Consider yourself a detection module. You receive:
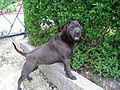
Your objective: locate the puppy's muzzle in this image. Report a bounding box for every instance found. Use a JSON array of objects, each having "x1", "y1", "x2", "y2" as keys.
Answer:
[{"x1": 74, "y1": 28, "x2": 81, "y2": 41}]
